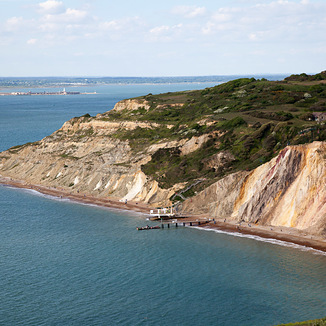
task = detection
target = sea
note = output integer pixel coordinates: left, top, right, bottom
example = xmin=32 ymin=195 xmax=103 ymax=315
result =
xmin=0 ymin=79 xmax=325 ymax=326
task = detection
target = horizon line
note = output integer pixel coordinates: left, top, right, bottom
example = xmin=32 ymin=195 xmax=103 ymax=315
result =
xmin=0 ymin=73 xmax=296 ymax=79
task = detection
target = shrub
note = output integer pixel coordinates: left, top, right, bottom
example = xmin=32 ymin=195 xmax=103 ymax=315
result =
xmin=220 ymin=116 xmax=247 ymax=130
xmin=278 ymin=94 xmax=296 ymax=104
xmin=243 ymin=136 xmax=255 ymax=150
xmin=310 ymin=102 xmax=326 ymax=111
xmin=299 ymin=112 xmax=315 ymax=121
xmin=252 ymin=122 xmax=274 ymax=140
xmin=263 ymin=134 xmax=277 ymax=151
xmin=275 ymin=111 xmax=294 ymax=120
xmin=271 ymin=85 xmax=285 ymax=91
xmin=214 ymin=78 xmax=256 ymax=94
xmin=248 ymin=111 xmax=293 ymax=121
xmin=310 ymin=84 xmax=325 ymax=93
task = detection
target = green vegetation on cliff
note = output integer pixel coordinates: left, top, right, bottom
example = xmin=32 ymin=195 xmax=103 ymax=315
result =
xmin=78 ymin=72 xmax=326 ymax=196
xmin=277 ymin=316 xmax=326 ymax=326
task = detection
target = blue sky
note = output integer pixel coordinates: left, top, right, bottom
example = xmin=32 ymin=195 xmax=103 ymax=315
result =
xmin=0 ymin=0 xmax=325 ymax=76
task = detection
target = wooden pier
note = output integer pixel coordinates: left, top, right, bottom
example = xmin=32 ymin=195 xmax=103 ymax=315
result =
xmin=161 ymin=219 xmax=211 ymax=228
xmin=137 ymin=219 xmax=212 ymax=230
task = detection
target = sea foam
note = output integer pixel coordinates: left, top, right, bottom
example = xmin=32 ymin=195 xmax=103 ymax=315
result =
xmin=190 ymin=226 xmax=326 ymax=256
xmin=16 ymin=186 xmax=144 ymax=217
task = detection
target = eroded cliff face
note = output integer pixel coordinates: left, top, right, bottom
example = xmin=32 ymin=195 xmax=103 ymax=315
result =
xmin=1 ymin=96 xmax=326 ymax=237
xmin=0 ymin=122 xmax=175 ymax=206
xmin=181 ymin=142 xmax=326 ymax=237
xmin=0 ymin=101 xmax=207 ymax=207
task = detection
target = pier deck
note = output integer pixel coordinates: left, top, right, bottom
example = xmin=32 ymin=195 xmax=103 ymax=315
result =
xmin=137 ymin=218 xmax=212 ymax=230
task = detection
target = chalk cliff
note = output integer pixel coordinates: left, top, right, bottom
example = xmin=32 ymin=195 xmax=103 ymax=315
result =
xmin=0 ymin=103 xmax=199 ymax=207
xmin=181 ymin=142 xmax=326 ymax=237
xmin=1 ymin=79 xmax=326 ymax=238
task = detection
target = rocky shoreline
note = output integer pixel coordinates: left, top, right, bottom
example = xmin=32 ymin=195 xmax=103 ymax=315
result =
xmin=2 ymin=175 xmax=325 ymax=254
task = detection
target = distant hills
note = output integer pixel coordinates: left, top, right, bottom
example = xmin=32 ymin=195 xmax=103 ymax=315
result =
xmin=0 ymin=75 xmax=288 ymax=87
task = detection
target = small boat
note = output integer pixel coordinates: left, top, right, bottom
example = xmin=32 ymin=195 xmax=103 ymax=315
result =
xmin=136 ymin=225 xmax=161 ymax=231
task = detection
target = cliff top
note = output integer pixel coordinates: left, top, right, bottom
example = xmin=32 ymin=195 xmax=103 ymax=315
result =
xmin=87 ymin=72 xmax=326 ymax=192
xmin=5 ymin=71 xmax=326 ymax=198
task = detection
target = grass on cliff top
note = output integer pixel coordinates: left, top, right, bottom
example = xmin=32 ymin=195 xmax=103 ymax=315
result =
xmin=276 ymin=316 xmax=326 ymax=326
xmin=15 ymin=72 xmax=322 ymax=198
xmin=104 ymin=75 xmax=326 ymax=125
xmin=99 ymin=73 xmax=326 ymax=194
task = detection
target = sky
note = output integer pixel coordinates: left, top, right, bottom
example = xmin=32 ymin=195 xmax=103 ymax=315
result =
xmin=0 ymin=0 xmax=325 ymax=77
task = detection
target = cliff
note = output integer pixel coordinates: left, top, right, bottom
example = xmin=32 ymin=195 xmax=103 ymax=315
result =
xmin=1 ymin=75 xmax=326 ymax=238
xmin=181 ymin=142 xmax=326 ymax=237
xmin=0 ymin=104 xmax=203 ymax=207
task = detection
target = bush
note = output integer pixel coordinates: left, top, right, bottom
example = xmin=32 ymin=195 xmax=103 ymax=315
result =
xmin=271 ymin=85 xmax=285 ymax=91
xmin=252 ymin=122 xmax=274 ymax=140
xmin=263 ymin=134 xmax=277 ymax=151
xmin=275 ymin=111 xmax=294 ymax=120
xmin=310 ymin=84 xmax=325 ymax=93
xmin=278 ymin=94 xmax=296 ymax=104
xmin=214 ymin=78 xmax=256 ymax=94
xmin=248 ymin=111 xmax=293 ymax=121
xmin=299 ymin=112 xmax=315 ymax=121
xmin=220 ymin=117 xmax=247 ymax=130
xmin=310 ymin=103 xmax=326 ymax=111
xmin=243 ymin=136 xmax=255 ymax=150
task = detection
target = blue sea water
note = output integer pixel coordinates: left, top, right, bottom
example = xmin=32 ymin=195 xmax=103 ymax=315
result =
xmin=0 ymin=82 xmax=325 ymax=326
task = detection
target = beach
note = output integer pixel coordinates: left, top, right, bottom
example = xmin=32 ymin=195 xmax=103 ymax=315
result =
xmin=1 ymin=175 xmax=325 ymax=253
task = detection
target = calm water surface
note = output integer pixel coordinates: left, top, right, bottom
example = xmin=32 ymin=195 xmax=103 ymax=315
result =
xmin=0 ymin=83 xmax=325 ymax=325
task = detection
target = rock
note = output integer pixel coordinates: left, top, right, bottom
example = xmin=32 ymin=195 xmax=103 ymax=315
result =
xmin=181 ymin=142 xmax=326 ymax=237
xmin=1 ymin=96 xmax=326 ymax=238
xmin=112 ymin=99 xmax=150 ymax=112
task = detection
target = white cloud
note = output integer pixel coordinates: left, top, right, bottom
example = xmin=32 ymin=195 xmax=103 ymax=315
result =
xmin=98 ymin=17 xmax=145 ymax=40
xmin=5 ymin=16 xmax=24 ymax=31
xmin=64 ymin=8 xmax=88 ymax=22
xmin=27 ymin=38 xmax=37 ymax=45
xmin=39 ymin=22 xmax=58 ymax=32
xmin=1 ymin=0 xmax=325 ymax=76
xmin=199 ymin=0 xmax=326 ymax=44
xmin=212 ymin=12 xmax=232 ymax=23
xmin=201 ymin=22 xmax=215 ymax=35
xmin=149 ymin=23 xmax=183 ymax=41
xmin=150 ymin=25 xmax=170 ymax=35
xmin=248 ymin=31 xmax=267 ymax=41
xmin=172 ymin=5 xmax=206 ymax=18
xmin=38 ymin=0 xmax=65 ymax=15
xmin=100 ymin=20 xmax=120 ymax=31
xmin=41 ymin=8 xmax=88 ymax=24
xmin=249 ymin=33 xmax=258 ymax=41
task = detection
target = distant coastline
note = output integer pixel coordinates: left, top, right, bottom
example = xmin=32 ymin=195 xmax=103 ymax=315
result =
xmin=0 ymin=74 xmax=288 ymax=89
xmin=0 ymin=88 xmax=97 ymax=96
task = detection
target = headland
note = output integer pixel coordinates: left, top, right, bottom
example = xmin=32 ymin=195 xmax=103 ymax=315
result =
xmin=1 ymin=71 xmax=326 ymax=252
